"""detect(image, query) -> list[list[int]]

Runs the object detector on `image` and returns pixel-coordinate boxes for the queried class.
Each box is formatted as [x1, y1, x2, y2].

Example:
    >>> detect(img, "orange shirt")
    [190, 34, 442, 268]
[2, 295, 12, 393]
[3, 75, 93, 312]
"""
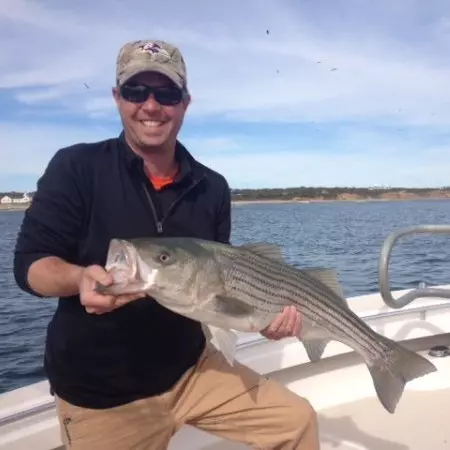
[145, 164, 180, 191]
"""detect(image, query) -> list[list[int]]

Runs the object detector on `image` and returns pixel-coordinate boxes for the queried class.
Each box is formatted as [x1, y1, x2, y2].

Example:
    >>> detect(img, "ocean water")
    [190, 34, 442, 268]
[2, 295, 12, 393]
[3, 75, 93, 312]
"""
[1, 200, 450, 394]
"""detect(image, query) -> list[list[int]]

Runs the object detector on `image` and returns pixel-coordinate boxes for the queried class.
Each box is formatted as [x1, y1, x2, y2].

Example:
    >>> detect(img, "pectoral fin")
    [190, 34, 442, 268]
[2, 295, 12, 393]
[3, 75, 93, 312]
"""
[302, 338, 330, 362]
[299, 318, 332, 362]
[202, 324, 238, 366]
[214, 295, 254, 317]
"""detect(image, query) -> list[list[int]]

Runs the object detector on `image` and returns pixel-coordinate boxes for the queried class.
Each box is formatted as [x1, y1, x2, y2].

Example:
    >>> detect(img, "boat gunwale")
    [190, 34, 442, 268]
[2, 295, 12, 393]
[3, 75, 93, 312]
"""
[1, 285, 450, 430]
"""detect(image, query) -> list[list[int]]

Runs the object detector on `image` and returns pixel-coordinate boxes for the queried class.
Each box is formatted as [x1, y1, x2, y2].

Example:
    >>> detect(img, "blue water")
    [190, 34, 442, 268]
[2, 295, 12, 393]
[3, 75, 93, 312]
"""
[1, 200, 450, 394]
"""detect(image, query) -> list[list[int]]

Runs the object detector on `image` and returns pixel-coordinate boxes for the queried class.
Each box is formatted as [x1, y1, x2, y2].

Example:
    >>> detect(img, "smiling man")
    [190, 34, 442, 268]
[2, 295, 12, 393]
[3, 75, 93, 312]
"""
[13, 39, 319, 449]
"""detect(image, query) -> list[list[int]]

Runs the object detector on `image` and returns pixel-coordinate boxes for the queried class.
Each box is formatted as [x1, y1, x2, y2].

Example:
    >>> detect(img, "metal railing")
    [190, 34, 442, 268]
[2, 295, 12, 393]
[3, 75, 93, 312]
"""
[379, 225, 450, 308]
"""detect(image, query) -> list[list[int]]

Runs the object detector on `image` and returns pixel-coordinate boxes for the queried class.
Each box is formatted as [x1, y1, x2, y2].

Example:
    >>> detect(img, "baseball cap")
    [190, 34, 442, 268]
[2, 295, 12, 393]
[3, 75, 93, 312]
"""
[116, 40, 188, 91]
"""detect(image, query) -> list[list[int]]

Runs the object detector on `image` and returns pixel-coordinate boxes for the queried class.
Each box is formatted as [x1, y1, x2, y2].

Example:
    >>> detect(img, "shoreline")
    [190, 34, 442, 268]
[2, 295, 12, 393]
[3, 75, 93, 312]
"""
[232, 196, 450, 205]
[1, 196, 450, 213]
[0, 204, 30, 212]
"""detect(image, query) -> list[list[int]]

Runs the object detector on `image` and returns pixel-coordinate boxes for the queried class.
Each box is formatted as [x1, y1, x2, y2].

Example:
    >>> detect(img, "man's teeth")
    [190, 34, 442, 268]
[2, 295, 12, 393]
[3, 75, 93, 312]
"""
[141, 120, 162, 127]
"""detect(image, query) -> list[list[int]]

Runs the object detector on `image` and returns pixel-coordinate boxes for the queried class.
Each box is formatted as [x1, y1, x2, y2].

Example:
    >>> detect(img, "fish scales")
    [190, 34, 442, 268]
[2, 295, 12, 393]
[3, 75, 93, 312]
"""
[97, 236, 438, 414]
[228, 253, 387, 361]
[219, 250, 386, 361]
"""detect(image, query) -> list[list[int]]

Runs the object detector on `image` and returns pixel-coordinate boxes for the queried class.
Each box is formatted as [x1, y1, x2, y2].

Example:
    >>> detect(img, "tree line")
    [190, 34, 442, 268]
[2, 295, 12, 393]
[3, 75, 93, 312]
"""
[231, 186, 450, 201]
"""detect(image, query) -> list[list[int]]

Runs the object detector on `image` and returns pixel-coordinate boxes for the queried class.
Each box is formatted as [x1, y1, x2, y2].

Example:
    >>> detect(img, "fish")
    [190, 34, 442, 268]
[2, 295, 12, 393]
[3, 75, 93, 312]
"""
[95, 236, 437, 414]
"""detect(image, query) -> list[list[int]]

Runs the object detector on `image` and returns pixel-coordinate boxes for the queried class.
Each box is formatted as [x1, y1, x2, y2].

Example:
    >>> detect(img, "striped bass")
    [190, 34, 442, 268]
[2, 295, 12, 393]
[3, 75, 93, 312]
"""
[96, 236, 437, 414]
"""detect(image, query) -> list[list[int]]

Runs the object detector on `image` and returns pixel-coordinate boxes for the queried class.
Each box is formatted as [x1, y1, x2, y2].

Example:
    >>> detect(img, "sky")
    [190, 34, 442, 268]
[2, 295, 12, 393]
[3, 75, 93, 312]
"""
[1, 0, 450, 191]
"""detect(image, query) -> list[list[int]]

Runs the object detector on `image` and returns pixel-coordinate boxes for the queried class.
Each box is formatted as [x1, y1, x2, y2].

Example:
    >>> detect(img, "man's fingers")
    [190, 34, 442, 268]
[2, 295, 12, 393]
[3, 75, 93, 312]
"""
[84, 293, 147, 314]
[85, 306, 114, 314]
[266, 309, 285, 333]
[260, 305, 302, 341]
[82, 293, 116, 309]
[293, 309, 302, 335]
[84, 265, 114, 286]
[114, 293, 147, 306]
[283, 306, 296, 333]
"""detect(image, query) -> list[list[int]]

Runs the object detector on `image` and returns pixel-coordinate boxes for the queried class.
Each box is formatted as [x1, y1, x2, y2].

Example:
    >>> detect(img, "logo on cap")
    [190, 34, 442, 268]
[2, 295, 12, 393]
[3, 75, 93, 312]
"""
[138, 42, 171, 61]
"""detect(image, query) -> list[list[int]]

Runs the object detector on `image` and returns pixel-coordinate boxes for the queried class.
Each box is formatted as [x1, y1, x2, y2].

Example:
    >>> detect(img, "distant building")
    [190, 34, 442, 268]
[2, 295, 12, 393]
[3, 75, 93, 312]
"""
[0, 193, 32, 205]
[12, 193, 31, 204]
[0, 196, 12, 204]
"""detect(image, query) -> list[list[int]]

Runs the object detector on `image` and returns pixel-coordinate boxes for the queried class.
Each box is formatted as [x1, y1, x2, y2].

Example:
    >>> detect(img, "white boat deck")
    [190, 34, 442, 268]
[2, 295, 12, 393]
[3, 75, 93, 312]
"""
[319, 386, 450, 450]
[1, 286, 450, 450]
[172, 333, 450, 450]
[198, 387, 450, 450]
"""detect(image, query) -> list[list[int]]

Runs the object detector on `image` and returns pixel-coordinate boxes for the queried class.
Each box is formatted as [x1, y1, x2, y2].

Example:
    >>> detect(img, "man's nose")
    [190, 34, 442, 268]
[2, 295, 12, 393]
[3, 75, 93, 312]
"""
[141, 94, 161, 112]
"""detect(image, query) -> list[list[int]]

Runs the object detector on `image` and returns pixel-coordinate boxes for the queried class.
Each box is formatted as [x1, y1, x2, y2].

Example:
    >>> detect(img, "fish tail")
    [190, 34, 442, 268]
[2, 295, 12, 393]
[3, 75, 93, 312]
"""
[368, 340, 437, 414]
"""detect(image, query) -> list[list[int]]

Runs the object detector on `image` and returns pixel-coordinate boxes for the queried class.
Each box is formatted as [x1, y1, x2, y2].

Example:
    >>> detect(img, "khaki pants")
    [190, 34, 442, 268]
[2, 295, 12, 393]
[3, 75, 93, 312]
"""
[55, 345, 319, 449]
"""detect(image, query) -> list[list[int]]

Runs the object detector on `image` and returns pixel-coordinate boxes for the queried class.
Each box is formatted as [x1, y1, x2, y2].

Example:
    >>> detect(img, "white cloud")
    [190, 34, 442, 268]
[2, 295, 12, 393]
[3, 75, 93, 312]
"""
[200, 146, 450, 189]
[0, 121, 116, 175]
[1, 0, 450, 125]
[0, 118, 448, 190]
[1, 0, 450, 189]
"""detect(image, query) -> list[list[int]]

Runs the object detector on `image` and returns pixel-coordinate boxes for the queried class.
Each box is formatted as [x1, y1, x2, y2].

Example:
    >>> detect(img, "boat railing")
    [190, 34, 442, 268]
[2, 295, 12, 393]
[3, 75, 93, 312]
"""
[378, 224, 450, 308]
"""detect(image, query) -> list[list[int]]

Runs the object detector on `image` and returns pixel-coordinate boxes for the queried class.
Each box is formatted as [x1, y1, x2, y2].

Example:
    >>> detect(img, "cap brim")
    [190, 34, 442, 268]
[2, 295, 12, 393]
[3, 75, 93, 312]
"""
[118, 62, 184, 89]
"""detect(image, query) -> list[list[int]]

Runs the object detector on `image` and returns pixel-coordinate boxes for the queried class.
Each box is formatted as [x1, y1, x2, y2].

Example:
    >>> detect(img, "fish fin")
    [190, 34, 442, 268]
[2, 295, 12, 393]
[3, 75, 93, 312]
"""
[214, 295, 254, 316]
[202, 324, 238, 366]
[302, 338, 330, 362]
[367, 340, 437, 414]
[303, 268, 347, 304]
[240, 242, 285, 262]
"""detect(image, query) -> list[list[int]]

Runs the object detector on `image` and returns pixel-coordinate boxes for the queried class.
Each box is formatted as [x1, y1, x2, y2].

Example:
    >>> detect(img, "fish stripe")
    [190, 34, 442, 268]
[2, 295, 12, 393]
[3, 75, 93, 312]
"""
[225, 254, 383, 358]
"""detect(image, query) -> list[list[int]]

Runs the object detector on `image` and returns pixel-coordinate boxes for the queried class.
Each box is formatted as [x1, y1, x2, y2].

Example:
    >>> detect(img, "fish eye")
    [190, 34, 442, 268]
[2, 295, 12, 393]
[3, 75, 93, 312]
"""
[159, 251, 171, 263]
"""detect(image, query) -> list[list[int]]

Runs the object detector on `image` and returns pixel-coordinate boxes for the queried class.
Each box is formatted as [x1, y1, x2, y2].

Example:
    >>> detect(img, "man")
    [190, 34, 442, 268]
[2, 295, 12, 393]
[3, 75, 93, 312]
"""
[13, 39, 319, 449]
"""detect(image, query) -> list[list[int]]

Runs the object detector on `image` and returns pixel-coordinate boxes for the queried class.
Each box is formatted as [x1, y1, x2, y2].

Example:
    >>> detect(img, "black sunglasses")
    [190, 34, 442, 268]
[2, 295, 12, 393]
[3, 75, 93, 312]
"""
[119, 83, 184, 106]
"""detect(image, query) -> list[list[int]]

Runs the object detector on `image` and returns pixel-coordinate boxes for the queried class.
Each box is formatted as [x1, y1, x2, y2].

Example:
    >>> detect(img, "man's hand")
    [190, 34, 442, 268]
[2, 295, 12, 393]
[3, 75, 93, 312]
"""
[79, 265, 145, 314]
[260, 306, 302, 340]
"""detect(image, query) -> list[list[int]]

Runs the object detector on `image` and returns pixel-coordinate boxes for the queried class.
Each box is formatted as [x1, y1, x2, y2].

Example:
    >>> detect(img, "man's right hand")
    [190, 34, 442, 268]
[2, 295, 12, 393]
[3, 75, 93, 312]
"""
[78, 265, 146, 314]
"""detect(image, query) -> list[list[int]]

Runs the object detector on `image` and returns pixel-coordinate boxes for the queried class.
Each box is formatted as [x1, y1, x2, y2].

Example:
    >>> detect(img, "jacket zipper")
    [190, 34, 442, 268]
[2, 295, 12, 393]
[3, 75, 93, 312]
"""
[141, 176, 205, 234]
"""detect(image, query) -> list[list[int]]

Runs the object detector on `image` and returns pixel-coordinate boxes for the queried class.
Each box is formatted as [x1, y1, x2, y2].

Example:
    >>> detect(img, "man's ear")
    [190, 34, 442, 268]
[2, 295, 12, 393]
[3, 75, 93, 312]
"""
[183, 93, 192, 111]
[112, 87, 120, 105]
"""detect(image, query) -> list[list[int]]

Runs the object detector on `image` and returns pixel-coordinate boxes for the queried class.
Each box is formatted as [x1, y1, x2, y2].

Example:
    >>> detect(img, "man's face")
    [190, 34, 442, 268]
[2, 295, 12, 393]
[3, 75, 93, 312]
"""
[112, 72, 190, 154]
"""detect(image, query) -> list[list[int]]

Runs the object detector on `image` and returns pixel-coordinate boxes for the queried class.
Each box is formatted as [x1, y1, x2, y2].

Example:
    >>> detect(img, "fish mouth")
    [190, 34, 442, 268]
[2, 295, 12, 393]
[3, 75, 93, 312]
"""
[105, 239, 137, 275]
[96, 239, 160, 296]
[101, 238, 141, 292]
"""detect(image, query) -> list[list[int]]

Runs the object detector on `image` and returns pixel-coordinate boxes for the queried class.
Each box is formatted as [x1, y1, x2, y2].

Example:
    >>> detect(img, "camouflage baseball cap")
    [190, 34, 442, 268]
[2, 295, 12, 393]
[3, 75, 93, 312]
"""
[116, 40, 188, 91]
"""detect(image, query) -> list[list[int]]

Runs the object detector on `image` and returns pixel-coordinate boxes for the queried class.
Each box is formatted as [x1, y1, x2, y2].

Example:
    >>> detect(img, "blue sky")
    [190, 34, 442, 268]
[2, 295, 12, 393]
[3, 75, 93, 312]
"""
[1, 0, 450, 191]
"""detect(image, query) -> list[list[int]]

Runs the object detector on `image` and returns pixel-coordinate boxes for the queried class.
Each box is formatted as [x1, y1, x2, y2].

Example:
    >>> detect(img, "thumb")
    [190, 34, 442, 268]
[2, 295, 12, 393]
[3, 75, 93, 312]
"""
[84, 265, 114, 286]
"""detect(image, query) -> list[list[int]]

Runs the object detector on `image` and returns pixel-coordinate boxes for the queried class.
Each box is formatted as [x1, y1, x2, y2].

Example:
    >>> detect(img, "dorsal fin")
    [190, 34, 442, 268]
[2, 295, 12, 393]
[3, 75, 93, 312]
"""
[240, 242, 285, 262]
[302, 268, 348, 307]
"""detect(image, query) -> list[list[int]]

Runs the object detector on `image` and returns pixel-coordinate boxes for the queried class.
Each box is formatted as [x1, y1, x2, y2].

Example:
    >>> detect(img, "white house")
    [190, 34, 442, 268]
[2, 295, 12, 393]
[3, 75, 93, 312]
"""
[0, 196, 12, 204]
[12, 193, 31, 204]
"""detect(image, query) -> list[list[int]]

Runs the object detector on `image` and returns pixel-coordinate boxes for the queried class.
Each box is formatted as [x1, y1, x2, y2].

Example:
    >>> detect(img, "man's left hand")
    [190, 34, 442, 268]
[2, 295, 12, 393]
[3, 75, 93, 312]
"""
[260, 306, 302, 340]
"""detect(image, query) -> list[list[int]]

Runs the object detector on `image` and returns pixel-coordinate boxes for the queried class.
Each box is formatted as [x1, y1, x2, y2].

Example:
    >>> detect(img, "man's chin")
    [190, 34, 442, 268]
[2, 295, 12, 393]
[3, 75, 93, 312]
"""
[139, 139, 169, 152]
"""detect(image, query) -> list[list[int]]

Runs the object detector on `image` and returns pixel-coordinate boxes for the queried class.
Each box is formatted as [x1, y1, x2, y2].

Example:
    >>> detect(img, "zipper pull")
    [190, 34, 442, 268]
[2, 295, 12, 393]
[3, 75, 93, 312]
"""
[156, 222, 163, 234]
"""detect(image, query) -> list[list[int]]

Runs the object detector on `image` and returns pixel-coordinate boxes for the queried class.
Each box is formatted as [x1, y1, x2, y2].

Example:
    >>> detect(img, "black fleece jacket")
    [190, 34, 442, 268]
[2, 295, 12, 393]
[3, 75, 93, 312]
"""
[13, 132, 231, 409]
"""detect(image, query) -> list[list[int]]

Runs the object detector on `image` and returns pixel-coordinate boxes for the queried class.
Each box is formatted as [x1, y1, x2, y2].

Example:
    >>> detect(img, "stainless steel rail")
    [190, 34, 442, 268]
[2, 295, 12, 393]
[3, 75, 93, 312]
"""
[378, 225, 450, 308]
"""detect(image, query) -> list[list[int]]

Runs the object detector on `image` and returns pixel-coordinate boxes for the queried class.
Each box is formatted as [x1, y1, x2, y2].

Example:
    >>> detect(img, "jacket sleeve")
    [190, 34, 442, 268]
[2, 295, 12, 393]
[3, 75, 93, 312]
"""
[13, 147, 86, 297]
[215, 177, 231, 244]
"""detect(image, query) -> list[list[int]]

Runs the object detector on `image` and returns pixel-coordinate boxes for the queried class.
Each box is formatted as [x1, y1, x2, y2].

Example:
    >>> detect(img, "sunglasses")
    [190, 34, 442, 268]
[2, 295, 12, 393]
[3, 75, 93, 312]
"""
[119, 83, 184, 106]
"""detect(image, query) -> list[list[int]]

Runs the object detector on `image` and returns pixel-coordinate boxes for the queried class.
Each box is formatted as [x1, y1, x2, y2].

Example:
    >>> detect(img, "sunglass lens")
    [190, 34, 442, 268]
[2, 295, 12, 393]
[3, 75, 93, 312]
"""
[120, 84, 183, 105]
[154, 87, 183, 105]
[120, 84, 149, 103]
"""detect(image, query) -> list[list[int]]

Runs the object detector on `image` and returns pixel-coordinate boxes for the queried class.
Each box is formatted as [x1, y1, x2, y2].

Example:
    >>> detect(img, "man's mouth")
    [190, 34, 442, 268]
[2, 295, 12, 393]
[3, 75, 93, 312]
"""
[140, 120, 165, 128]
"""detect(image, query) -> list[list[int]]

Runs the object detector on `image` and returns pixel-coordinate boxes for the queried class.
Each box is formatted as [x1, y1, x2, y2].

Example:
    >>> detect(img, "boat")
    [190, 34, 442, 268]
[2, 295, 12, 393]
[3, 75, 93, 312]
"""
[1, 225, 449, 449]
